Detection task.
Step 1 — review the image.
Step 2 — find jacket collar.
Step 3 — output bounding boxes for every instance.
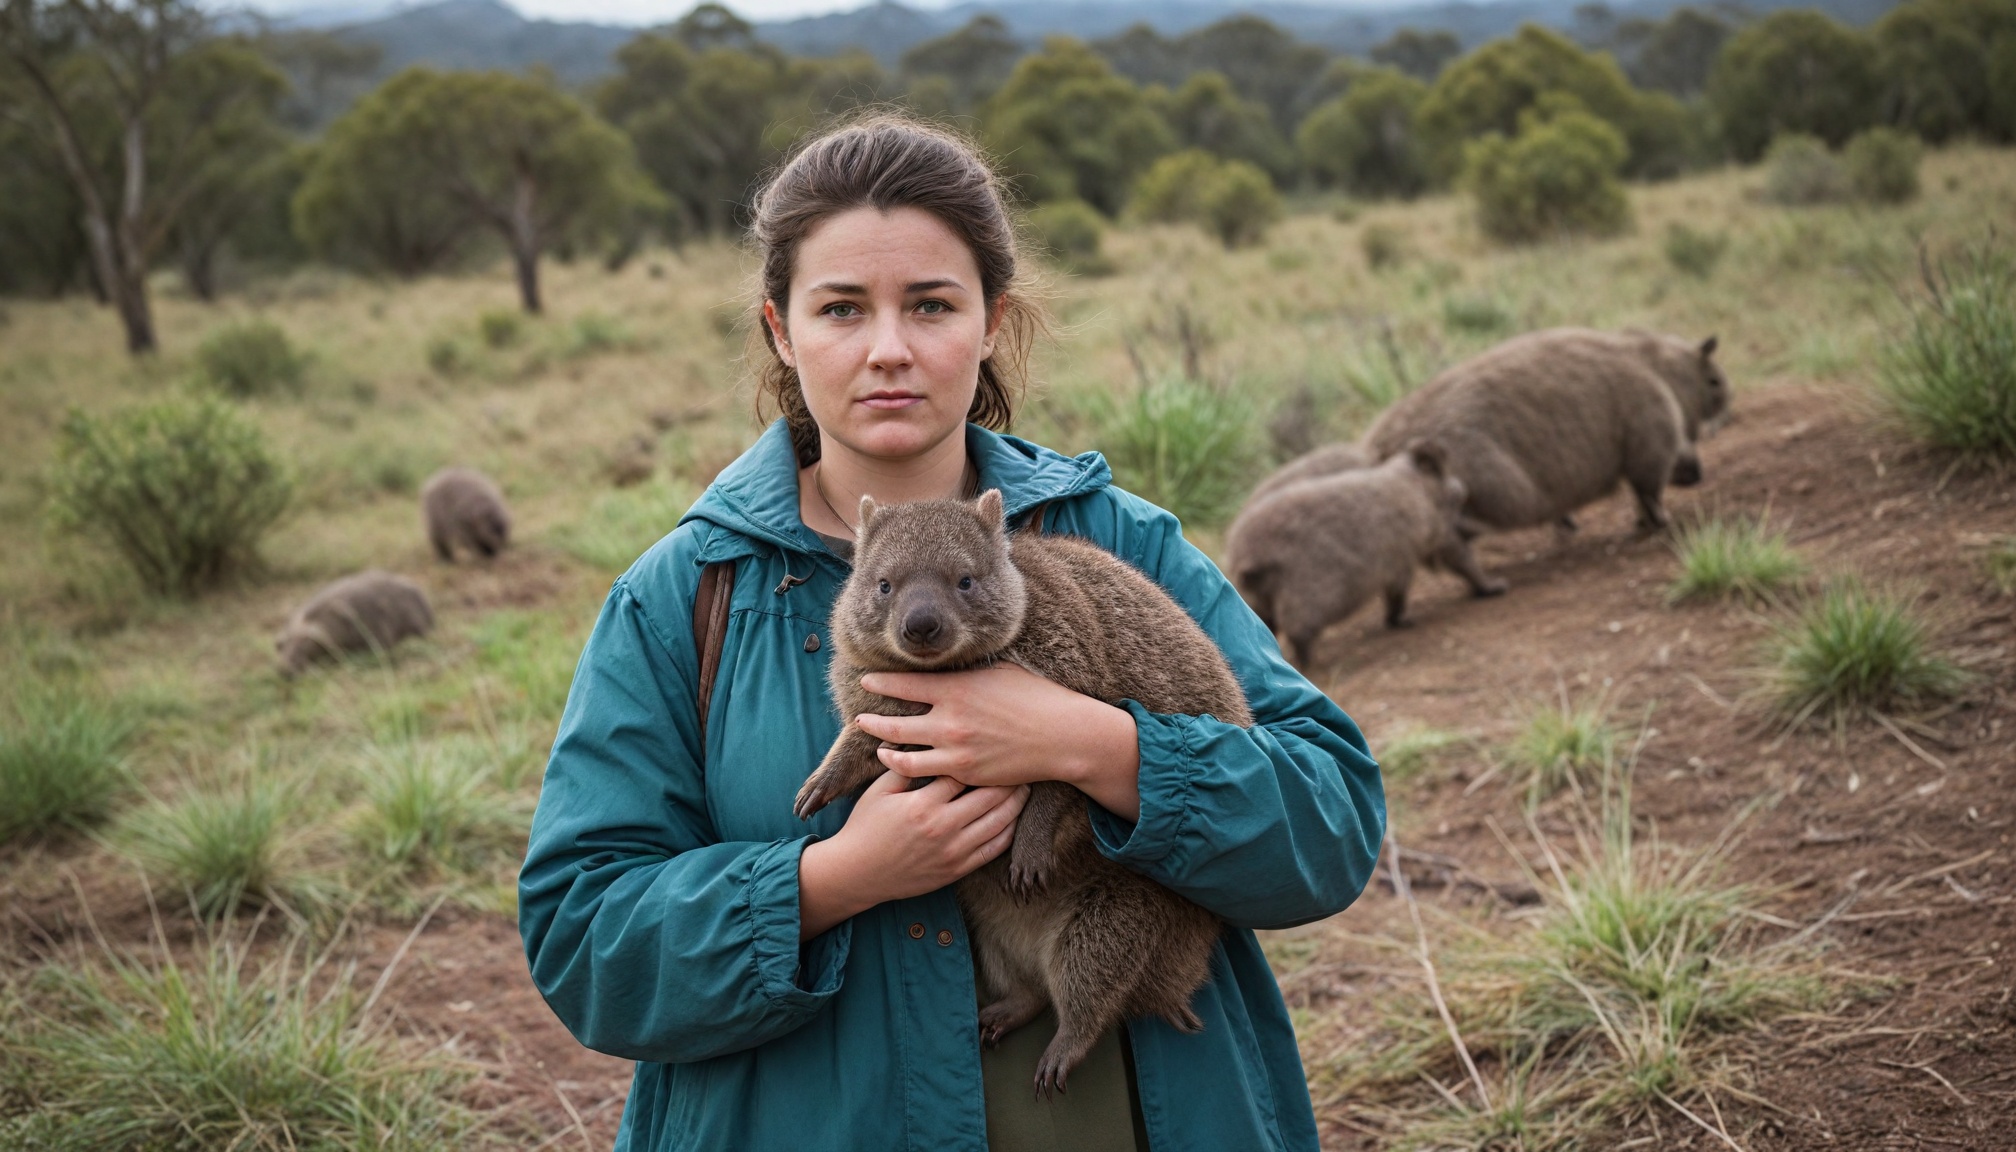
[679,419,1112,564]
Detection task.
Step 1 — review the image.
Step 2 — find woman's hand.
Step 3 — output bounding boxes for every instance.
[853,663,1143,822]
[798,771,1027,939]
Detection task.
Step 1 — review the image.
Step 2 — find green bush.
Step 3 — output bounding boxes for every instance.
[1843,126,1922,204]
[120,779,296,919]
[1667,516,1805,604]
[1768,580,1970,727]
[1879,242,2016,460]
[0,686,131,845]
[1081,377,1264,527]
[1025,198,1109,274]
[1296,67,1431,198]
[1762,133,1847,205]
[1663,223,1729,278]
[196,319,305,399]
[1360,222,1407,269]
[477,308,522,348]
[1466,105,1631,244]
[46,395,293,597]
[425,336,466,376]
[1129,149,1283,249]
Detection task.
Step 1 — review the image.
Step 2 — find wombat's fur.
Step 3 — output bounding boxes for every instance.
[420,467,511,561]
[1246,440,1376,506]
[1224,442,1505,670]
[794,490,1247,1097]
[1364,328,1729,540]
[275,569,434,678]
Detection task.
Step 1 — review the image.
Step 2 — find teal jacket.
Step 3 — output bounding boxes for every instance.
[518,420,1386,1152]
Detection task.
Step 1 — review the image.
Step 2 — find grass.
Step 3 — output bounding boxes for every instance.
[550,476,692,574]
[1509,693,1617,806]
[0,683,132,845]
[1666,514,1806,604]
[1879,238,2016,461]
[118,775,301,920]
[350,742,525,884]
[1989,537,2016,594]
[1077,376,1265,527]
[0,928,485,1149]
[1375,726,1468,783]
[1766,579,1971,728]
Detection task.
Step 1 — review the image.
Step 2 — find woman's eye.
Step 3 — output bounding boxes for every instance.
[824,303,860,319]
[877,579,891,595]
[917,300,948,315]
[958,576,974,591]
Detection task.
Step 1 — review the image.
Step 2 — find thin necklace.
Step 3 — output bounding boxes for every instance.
[812,459,981,535]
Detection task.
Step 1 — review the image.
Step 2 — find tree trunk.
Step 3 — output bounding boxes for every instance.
[510,165,541,313]
[180,235,218,302]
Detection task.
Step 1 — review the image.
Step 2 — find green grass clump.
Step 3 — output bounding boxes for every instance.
[1081,377,1265,527]
[1510,695,1615,804]
[1843,126,1921,205]
[1662,222,1728,279]
[0,686,131,845]
[197,319,306,399]
[477,308,522,349]
[564,311,631,358]
[1360,222,1406,269]
[1374,727,1466,782]
[553,477,691,574]
[1667,515,1805,604]
[470,610,583,726]
[119,779,298,919]
[1879,241,2016,461]
[1441,293,1514,337]
[1988,537,2016,594]
[45,394,294,598]
[351,746,522,880]
[0,932,482,1149]
[1767,580,1970,728]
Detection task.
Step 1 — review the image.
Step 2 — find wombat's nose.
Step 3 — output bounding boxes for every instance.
[1671,456,1703,487]
[901,609,944,647]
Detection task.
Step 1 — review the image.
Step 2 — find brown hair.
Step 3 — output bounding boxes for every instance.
[749,114,1042,465]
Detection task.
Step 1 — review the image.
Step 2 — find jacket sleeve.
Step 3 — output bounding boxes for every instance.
[517,551,850,1064]
[1066,492,1387,931]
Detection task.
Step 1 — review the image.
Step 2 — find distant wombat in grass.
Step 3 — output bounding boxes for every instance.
[275,569,433,678]
[420,467,511,561]
[1364,328,1729,543]
[1224,442,1504,670]
[794,490,1245,1097]
[1246,440,1376,506]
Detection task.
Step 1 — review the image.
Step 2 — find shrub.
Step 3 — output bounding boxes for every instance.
[0,686,131,845]
[1767,580,1970,727]
[120,779,296,919]
[1360,222,1407,269]
[1442,293,1515,336]
[1762,133,1847,205]
[425,336,466,376]
[1025,198,1110,274]
[46,395,293,597]
[1129,149,1283,249]
[477,308,522,348]
[1879,241,2016,461]
[1662,222,1728,278]
[1843,127,1921,204]
[196,319,306,399]
[1081,377,1264,527]
[565,311,631,357]
[1510,693,1616,804]
[1296,67,1431,198]
[1466,105,1631,244]
[0,932,480,1149]
[1667,516,1805,604]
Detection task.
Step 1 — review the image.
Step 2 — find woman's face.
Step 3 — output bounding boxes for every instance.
[765,206,1001,465]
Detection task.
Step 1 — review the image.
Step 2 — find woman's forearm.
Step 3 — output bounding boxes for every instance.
[798,837,875,940]
[1060,697,1142,823]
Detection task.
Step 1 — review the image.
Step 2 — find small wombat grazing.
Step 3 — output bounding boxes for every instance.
[1224,442,1504,670]
[420,467,511,561]
[275,569,433,677]
[794,490,1246,1097]
[1364,328,1729,543]
[1245,440,1375,506]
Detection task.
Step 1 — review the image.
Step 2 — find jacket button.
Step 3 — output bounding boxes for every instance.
[908,922,925,939]
[804,632,820,653]
[936,929,954,946]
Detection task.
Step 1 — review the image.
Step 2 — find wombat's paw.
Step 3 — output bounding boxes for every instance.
[792,774,840,820]
[1032,1051,1078,1100]
[978,996,1043,1047]
[1005,859,1049,901]
[1474,578,1509,598]
[1164,1003,1205,1033]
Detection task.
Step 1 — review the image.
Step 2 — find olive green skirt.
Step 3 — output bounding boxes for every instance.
[981,1010,1149,1152]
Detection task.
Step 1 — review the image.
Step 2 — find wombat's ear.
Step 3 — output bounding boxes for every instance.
[1700,335,1719,359]
[856,494,878,534]
[1405,439,1448,479]
[973,488,1005,532]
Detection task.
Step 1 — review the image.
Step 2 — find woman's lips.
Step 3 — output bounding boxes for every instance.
[860,393,925,410]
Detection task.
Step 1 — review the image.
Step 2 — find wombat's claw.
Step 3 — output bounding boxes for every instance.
[1032,1061,1069,1100]
[792,776,838,820]
[1475,579,1509,598]
[1005,861,1048,900]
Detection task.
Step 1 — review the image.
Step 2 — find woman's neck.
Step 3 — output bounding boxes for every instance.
[799,429,971,536]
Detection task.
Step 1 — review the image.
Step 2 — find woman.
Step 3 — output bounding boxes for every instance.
[518,116,1386,1152]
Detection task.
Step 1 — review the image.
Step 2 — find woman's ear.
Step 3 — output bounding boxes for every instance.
[978,296,1007,360]
[762,299,795,369]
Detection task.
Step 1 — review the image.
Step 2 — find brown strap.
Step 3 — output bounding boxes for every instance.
[1024,500,1052,535]
[692,560,734,744]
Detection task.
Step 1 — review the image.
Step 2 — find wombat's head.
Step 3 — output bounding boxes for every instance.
[1398,439,1467,516]
[835,489,1028,670]
[274,623,330,679]
[1654,334,1731,435]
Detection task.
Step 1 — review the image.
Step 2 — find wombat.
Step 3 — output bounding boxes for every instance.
[793,490,1246,1097]
[1224,442,1505,670]
[275,569,434,678]
[1363,328,1729,541]
[420,467,511,561]
[1246,440,1375,506]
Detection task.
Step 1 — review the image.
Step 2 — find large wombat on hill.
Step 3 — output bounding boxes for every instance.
[275,569,434,677]
[1364,328,1729,543]
[420,467,511,562]
[1225,442,1505,670]
[1245,440,1376,507]
[794,490,1245,1097]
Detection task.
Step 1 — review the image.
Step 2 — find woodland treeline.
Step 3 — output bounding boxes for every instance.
[4,0,2013,352]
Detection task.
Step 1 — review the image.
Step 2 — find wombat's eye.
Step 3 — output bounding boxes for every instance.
[877,579,891,595]
[958,576,974,591]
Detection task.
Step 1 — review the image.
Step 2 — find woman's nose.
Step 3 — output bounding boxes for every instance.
[865,313,914,372]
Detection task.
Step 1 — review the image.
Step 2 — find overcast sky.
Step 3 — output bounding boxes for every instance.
[244,0,957,22]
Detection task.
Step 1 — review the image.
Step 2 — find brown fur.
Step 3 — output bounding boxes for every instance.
[794,490,1248,1097]
[1363,328,1730,548]
[420,467,511,562]
[1246,440,1376,506]
[275,569,434,678]
[1224,443,1505,670]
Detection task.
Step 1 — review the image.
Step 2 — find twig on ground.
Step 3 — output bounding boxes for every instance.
[1875,712,1949,771]
[1879,1059,1972,1106]
[1657,1089,1750,1152]
[1387,832,1492,1111]
[360,892,447,1020]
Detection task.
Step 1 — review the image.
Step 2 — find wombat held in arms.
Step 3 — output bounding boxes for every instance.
[275,569,433,678]
[794,490,1248,1097]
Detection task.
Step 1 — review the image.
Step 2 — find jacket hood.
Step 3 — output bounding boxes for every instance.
[678,419,1112,564]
